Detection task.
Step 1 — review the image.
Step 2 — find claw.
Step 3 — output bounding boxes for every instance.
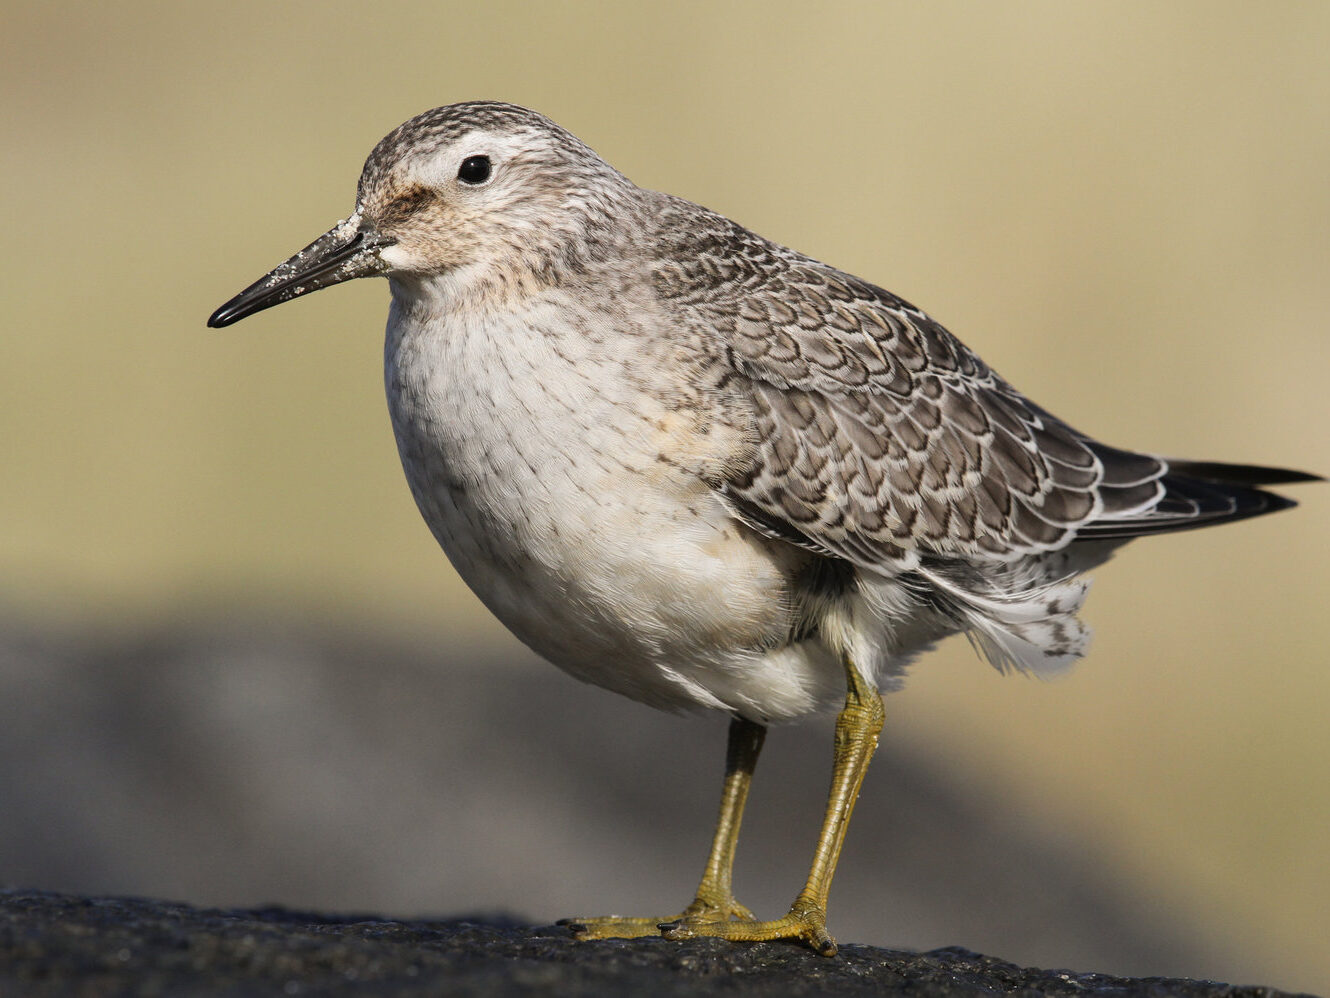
[658,919,696,941]
[811,930,838,957]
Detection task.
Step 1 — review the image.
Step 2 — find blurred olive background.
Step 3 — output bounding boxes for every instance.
[2,1,1328,992]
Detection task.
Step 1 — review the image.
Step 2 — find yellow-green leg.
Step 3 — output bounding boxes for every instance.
[661,657,884,956]
[562,715,767,939]
[565,657,884,957]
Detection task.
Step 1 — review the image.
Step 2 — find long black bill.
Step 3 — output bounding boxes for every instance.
[207,216,395,328]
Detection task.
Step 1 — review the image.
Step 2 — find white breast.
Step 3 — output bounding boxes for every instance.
[382,280,843,719]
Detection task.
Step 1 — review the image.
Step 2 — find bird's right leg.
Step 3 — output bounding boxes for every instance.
[561,715,766,939]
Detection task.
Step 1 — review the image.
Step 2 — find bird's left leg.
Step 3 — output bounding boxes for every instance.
[561,715,766,939]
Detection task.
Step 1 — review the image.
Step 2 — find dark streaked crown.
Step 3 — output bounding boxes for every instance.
[356,101,618,205]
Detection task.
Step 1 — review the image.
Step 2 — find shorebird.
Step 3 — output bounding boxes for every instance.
[209,101,1317,956]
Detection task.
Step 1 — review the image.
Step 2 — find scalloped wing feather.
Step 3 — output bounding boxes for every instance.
[649,194,1310,675]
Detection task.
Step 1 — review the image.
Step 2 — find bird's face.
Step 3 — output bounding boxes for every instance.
[208,102,628,328]
[365,127,595,279]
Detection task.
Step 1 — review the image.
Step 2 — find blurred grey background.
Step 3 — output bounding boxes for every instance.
[2,2,1327,993]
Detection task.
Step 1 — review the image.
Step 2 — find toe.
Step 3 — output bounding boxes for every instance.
[659,909,838,955]
[559,914,672,940]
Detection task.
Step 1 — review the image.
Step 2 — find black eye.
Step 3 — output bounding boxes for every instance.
[457,155,492,185]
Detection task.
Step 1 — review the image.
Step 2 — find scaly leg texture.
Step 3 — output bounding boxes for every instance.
[661,657,884,956]
[562,716,767,938]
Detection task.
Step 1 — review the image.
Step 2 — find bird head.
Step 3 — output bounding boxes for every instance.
[208,101,633,328]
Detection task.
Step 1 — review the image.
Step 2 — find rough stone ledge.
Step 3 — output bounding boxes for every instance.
[0,889,1307,997]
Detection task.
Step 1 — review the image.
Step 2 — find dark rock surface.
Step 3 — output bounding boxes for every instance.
[0,890,1305,998]
[0,612,1242,981]
[4,610,1320,991]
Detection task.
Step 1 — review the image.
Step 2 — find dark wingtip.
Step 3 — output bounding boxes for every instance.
[1164,460,1323,486]
[1239,490,1298,518]
[1274,469,1324,484]
[1079,469,1309,541]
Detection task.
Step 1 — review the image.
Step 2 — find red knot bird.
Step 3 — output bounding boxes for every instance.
[208,101,1318,956]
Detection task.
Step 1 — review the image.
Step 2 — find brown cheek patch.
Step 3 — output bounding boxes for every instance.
[377,184,436,228]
